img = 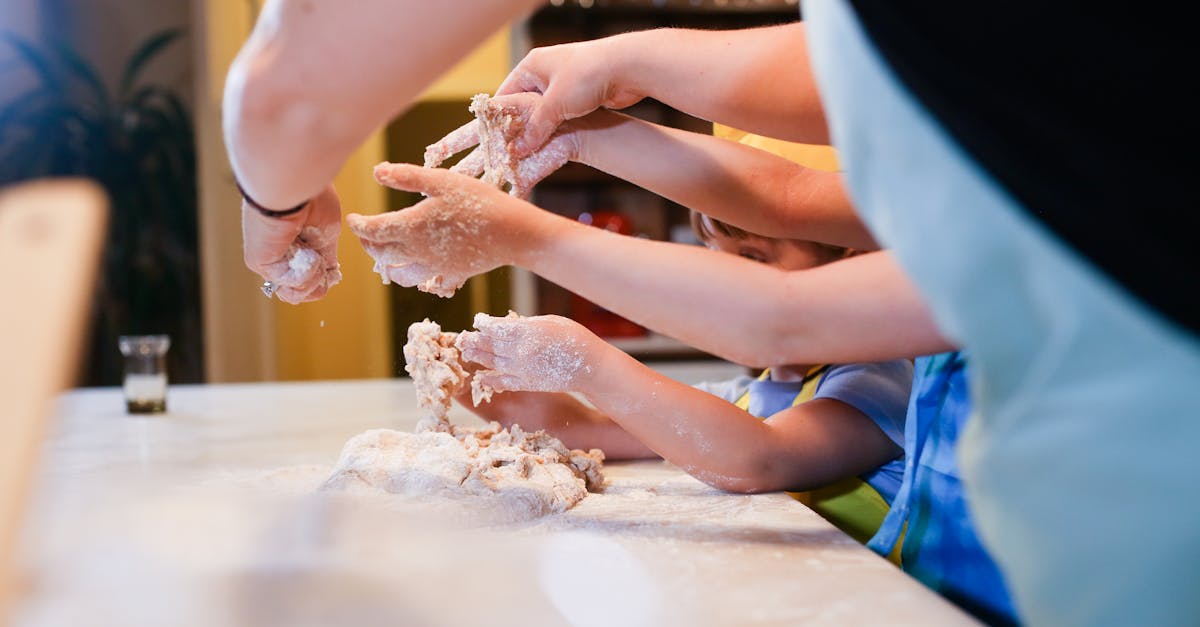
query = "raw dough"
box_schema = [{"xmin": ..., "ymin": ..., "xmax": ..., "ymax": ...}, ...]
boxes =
[
  {"xmin": 424, "ymin": 93, "xmax": 524, "ymax": 195},
  {"xmin": 323, "ymin": 319, "xmax": 604, "ymax": 519}
]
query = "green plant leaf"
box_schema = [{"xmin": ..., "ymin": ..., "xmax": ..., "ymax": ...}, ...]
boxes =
[
  {"xmin": 118, "ymin": 28, "xmax": 182, "ymax": 99},
  {"xmin": 51, "ymin": 41, "xmax": 112, "ymax": 113},
  {"xmin": 1, "ymin": 32, "xmax": 63, "ymax": 91}
]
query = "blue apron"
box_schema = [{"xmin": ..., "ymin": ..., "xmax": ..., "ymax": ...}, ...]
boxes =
[{"xmin": 868, "ymin": 353, "xmax": 1016, "ymax": 625}]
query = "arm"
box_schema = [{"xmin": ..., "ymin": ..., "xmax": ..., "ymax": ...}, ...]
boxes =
[
  {"xmin": 349, "ymin": 165, "xmax": 952, "ymax": 366},
  {"xmin": 460, "ymin": 315, "xmax": 902, "ymax": 493},
  {"xmin": 452, "ymin": 387, "xmax": 657, "ymax": 460},
  {"xmin": 571, "ymin": 110, "xmax": 876, "ymax": 250},
  {"xmin": 427, "ymin": 99, "xmax": 874, "ymax": 249},
  {"xmin": 223, "ymin": 0, "xmax": 540, "ymax": 298},
  {"xmin": 497, "ymin": 23, "xmax": 827, "ymax": 155},
  {"xmin": 224, "ymin": 0, "xmax": 541, "ymax": 208}
]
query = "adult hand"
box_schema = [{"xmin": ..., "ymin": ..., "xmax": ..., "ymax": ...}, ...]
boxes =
[
  {"xmin": 496, "ymin": 36, "xmax": 644, "ymax": 156},
  {"xmin": 457, "ymin": 314, "xmax": 599, "ymax": 394},
  {"xmin": 241, "ymin": 184, "xmax": 342, "ymax": 304},
  {"xmin": 424, "ymin": 92, "xmax": 581, "ymax": 199},
  {"xmin": 345, "ymin": 163, "xmax": 534, "ymax": 297}
]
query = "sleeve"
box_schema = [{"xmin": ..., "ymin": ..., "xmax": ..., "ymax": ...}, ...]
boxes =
[
  {"xmin": 692, "ymin": 375, "xmax": 757, "ymax": 405},
  {"xmin": 813, "ymin": 360, "xmax": 913, "ymax": 448}
]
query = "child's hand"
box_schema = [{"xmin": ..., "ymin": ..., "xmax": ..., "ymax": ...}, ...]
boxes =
[
  {"xmin": 496, "ymin": 37, "xmax": 644, "ymax": 157},
  {"xmin": 424, "ymin": 92, "xmax": 580, "ymax": 199},
  {"xmin": 345, "ymin": 163, "xmax": 529, "ymax": 297},
  {"xmin": 457, "ymin": 313, "xmax": 599, "ymax": 394}
]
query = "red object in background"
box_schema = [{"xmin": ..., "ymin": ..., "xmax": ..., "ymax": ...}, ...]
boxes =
[{"xmin": 571, "ymin": 211, "xmax": 647, "ymax": 338}]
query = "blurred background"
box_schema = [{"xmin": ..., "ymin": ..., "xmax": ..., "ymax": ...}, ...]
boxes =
[{"xmin": 0, "ymin": 0, "xmax": 805, "ymax": 386}]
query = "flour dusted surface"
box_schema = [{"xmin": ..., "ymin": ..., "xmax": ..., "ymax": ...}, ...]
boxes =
[{"xmin": 323, "ymin": 319, "xmax": 604, "ymax": 519}]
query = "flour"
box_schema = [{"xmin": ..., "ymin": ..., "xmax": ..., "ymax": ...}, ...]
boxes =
[
  {"xmin": 424, "ymin": 93, "xmax": 524, "ymax": 196},
  {"xmin": 323, "ymin": 319, "xmax": 605, "ymax": 518}
]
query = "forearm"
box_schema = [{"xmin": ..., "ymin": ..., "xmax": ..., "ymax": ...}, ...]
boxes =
[
  {"xmin": 224, "ymin": 0, "xmax": 540, "ymax": 208},
  {"xmin": 579, "ymin": 347, "xmax": 811, "ymax": 492},
  {"xmin": 572, "ymin": 111, "xmax": 877, "ymax": 249},
  {"xmin": 615, "ymin": 24, "xmax": 827, "ymax": 144},
  {"xmin": 518, "ymin": 220, "xmax": 951, "ymax": 365},
  {"xmin": 458, "ymin": 389, "xmax": 656, "ymax": 459}
]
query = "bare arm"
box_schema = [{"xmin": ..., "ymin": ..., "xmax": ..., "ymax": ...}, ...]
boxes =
[
  {"xmin": 572, "ymin": 110, "xmax": 876, "ymax": 249},
  {"xmin": 498, "ymin": 23, "xmax": 827, "ymax": 155},
  {"xmin": 349, "ymin": 164, "xmax": 953, "ymax": 366},
  {"xmin": 224, "ymin": 0, "xmax": 542, "ymax": 209},
  {"xmin": 460, "ymin": 315, "xmax": 902, "ymax": 493},
  {"xmin": 425, "ymin": 97, "xmax": 870, "ymax": 248},
  {"xmin": 454, "ymin": 388, "xmax": 657, "ymax": 460}
]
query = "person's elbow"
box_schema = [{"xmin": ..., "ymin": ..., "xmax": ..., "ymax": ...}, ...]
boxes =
[
  {"xmin": 223, "ymin": 48, "xmax": 346, "ymax": 204},
  {"xmin": 689, "ymin": 458, "xmax": 788, "ymax": 494}
]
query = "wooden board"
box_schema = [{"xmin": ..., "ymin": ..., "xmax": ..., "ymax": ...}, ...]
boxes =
[{"xmin": 0, "ymin": 180, "xmax": 106, "ymax": 621}]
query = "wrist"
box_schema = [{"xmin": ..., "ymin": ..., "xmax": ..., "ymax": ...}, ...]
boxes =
[
  {"xmin": 598, "ymin": 31, "xmax": 649, "ymax": 107},
  {"xmin": 237, "ymin": 180, "xmax": 310, "ymax": 219}
]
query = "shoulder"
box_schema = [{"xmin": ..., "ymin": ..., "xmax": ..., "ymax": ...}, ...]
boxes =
[
  {"xmin": 821, "ymin": 360, "xmax": 913, "ymax": 393},
  {"xmin": 815, "ymin": 360, "xmax": 914, "ymax": 447}
]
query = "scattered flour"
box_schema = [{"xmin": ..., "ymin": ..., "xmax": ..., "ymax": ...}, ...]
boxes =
[{"xmin": 322, "ymin": 318, "xmax": 604, "ymax": 519}]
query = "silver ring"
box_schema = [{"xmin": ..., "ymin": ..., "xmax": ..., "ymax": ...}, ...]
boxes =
[{"xmin": 261, "ymin": 281, "xmax": 277, "ymax": 298}]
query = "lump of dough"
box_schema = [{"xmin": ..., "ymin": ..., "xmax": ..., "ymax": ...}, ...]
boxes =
[{"xmin": 323, "ymin": 318, "xmax": 605, "ymax": 519}]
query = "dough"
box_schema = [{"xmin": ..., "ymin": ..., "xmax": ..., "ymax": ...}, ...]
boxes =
[
  {"xmin": 402, "ymin": 319, "xmax": 470, "ymax": 433},
  {"xmin": 423, "ymin": 93, "xmax": 524, "ymax": 195},
  {"xmin": 323, "ymin": 319, "xmax": 604, "ymax": 519},
  {"xmin": 467, "ymin": 93, "xmax": 523, "ymax": 193}
]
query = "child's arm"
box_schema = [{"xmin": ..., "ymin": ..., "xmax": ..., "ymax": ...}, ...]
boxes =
[
  {"xmin": 497, "ymin": 23, "xmax": 827, "ymax": 155},
  {"xmin": 459, "ymin": 314, "xmax": 902, "ymax": 493},
  {"xmin": 452, "ymin": 386, "xmax": 657, "ymax": 460},
  {"xmin": 348, "ymin": 164, "xmax": 951, "ymax": 366},
  {"xmin": 571, "ymin": 110, "xmax": 874, "ymax": 249},
  {"xmin": 428, "ymin": 100, "xmax": 873, "ymax": 249}
]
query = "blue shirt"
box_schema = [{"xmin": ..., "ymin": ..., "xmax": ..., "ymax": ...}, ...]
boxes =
[{"xmin": 695, "ymin": 359, "xmax": 912, "ymax": 503}]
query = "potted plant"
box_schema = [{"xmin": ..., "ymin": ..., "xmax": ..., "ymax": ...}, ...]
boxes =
[{"xmin": 0, "ymin": 28, "xmax": 204, "ymax": 385}]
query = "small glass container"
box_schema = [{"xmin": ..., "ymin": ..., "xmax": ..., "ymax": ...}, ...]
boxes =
[{"xmin": 118, "ymin": 334, "xmax": 170, "ymax": 414}]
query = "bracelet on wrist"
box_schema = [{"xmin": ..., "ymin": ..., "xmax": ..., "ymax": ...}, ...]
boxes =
[{"xmin": 236, "ymin": 180, "xmax": 309, "ymax": 218}]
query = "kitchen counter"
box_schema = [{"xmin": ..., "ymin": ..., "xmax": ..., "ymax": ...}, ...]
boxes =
[{"xmin": 12, "ymin": 363, "xmax": 977, "ymax": 626}]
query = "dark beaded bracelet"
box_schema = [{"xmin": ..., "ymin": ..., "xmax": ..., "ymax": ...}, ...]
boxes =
[{"xmin": 236, "ymin": 180, "xmax": 309, "ymax": 218}]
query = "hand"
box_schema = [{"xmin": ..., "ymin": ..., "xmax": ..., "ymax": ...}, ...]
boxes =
[
  {"xmin": 424, "ymin": 92, "xmax": 581, "ymax": 199},
  {"xmin": 457, "ymin": 314, "xmax": 599, "ymax": 394},
  {"xmin": 241, "ymin": 184, "xmax": 342, "ymax": 304},
  {"xmin": 496, "ymin": 36, "xmax": 644, "ymax": 156},
  {"xmin": 345, "ymin": 163, "xmax": 535, "ymax": 297}
]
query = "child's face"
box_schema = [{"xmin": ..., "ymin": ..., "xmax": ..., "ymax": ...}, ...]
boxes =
[{"xmin": 703, "ymin": 230, "xmax": 833, "ymax": 272}]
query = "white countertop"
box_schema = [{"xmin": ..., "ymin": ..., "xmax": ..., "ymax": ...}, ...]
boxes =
[{"xmin": 12, "ymin": 363, "xmax": 977, "ymax": 626}]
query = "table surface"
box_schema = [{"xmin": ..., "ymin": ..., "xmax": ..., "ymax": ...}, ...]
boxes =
[{"xmin": 12, "ymin": 362, "xmax": 977, "ymax": 626}]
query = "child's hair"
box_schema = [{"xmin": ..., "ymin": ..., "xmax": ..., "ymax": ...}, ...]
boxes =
[{"xmin": 690, "ymin": 211, "xmax": 849, "ymax": 264}]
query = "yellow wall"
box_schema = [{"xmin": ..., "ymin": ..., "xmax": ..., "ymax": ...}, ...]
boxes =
[
  {"xmin": 272, "ymin": 135, "xmax": 393, "ymax": 380},
  {"xmin": 420, "ymin": 27, "xmax": 512, "ymax": 101},
  {"xmin": 193, "ymin": 0, "xmax": 393, "ymax": 381},
  {"xmin": 713, "ymin": 124, "xmax": 841, "ymax": 172}
]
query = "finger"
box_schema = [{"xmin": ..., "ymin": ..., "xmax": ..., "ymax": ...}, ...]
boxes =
[
  {"xmin": 460, "ymin": 347, "xmax": 498, "ymax": 370},
  {"xmin": 276, "ymin": 275, "xmax": 327, "ymax": 304},
  {"xmin": 346, "ymin": 210, "xmax": 416, "ymax": 245},
  {"xmin": 473, "ymin": 371, "xmax": 528, "ymax": 394},
  {"xmin": 420, "ymin": 274, "xmax": 464, "ymax": 299},
  {"xmin": 455, "ymin": 330, "xmax": 493, "ymax": 355},
  {"xmin": 449, "ymin": 149, "xmax": 485, "ymax": 179},
  {"xmin": 496, "ymin": 64, "xmax": 547, "ymax": 98},
  {"xmin": 513, "ymin": 83, "xmax": 571, "ymax": 157},
  {"xmin": 384, "ymin": 263, "xmax": 433, "ymax": 288},
  {"xmin": 373, "ymin": 162, "xmax": 458, "ymax": 196},
  {"xmin": 424, "ymin": 120, "xmax": 481, "ymax": 168}
]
